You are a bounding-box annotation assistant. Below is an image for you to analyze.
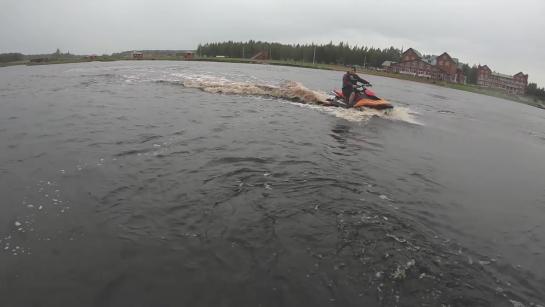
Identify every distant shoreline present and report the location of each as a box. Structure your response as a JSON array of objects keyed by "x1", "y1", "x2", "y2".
[{"x1": 1, "y1": 57, "x2": 544, "y2": 109}]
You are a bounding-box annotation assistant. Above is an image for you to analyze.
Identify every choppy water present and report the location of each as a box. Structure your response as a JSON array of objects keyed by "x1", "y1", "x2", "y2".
[{"x1": 1, "y1": 61, "x2": 544, "y2": 307}]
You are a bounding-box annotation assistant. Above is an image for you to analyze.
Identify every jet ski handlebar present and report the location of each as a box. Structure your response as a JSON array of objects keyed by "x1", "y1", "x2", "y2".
[{"x1": 355, "y1": 84, "x2": 372, "y2": 91}]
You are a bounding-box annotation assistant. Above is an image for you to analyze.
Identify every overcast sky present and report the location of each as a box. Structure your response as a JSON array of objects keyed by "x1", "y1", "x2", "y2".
[{"x1": 1, "y1": 0, "x2": 544, "y2": 84}]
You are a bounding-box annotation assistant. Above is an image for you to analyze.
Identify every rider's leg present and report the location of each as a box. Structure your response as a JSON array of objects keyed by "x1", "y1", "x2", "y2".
[
  {"x1": 342, "y1": 89, "x2": 351, "y2": 103},
  {"x1": 348, "y1": 92, "x2": 356, "y2": 106}
]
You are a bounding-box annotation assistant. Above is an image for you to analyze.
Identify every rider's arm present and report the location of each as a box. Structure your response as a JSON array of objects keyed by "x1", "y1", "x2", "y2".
[{"x1": 356, "y1": 74, "x2": 370, "y2": 85}]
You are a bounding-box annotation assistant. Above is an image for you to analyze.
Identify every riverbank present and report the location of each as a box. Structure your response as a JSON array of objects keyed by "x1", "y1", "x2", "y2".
[{"x1": 2, "y1": 56, "x2": 544, "y2": 109}]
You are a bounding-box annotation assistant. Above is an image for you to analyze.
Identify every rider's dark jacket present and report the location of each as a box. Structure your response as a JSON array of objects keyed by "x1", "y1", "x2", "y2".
[{"x1": 342, "y1": 72, "x2": 369, "y2": 98}]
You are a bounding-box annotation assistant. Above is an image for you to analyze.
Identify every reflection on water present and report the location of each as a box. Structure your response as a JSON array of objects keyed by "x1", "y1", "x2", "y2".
[{"x1": 0, "y1": 61, "x2": 544, "y2": 306}]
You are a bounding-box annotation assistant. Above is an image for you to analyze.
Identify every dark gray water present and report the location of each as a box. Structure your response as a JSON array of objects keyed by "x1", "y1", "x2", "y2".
[{"x1": 1, "y1": 61, "x2": 544, "y2": 307}]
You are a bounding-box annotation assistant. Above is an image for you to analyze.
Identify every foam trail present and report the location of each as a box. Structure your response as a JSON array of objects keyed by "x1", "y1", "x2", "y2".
[{"x1": 182, "y1": 78, "x2": 328, "y2": 104}]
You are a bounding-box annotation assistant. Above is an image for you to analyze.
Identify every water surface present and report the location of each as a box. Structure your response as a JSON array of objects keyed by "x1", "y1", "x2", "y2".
[{"x1": 1, "y1": 61, "x2": 544, "y2": 306}]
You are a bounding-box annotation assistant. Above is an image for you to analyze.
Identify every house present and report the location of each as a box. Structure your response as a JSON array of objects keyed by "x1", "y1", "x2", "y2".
[
  {"x1": 477, "y1": 65, "x2": 528, "y2": 95},
  {"x1": 30, "y1": 58, "x2": 49, "y2": 63},
  {"x1": 250, "y1": 51, "x2": 269, "y2": 60},
  {"x1": 381, "y1": 61, "x2": 396, "y2": 69},
  {"x1": 132, "y1": 51, "x2": 144, "y2": 60},
  {"x1": 176, "y1": 51, "x2": 195, "y2": 60},
  {"x1": 388, "y1": 48, "x2": 465, "y2": 83}
]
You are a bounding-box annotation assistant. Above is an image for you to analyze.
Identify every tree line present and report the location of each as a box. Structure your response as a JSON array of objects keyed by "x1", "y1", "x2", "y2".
[
  {"x1": 197, "y1": 40, "x2": 402, "y2": 68},
  {"x1": 0, "y1": 53, "x2": 24, "y2": 63},
  {"x1": 0, "y1": 49, "x2": 80, "y2": 63},
  {"x1": 527, "y1": 83, "x2": 545, "y2": 101}
]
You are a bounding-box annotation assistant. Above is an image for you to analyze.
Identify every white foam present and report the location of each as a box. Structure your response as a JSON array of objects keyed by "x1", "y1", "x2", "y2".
[{"x1": 291, "y1": 102, "x2": 420, "y2": 124}]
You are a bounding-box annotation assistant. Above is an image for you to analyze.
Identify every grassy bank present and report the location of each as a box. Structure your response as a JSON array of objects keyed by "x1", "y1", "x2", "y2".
[
  {"x1": 1, "y1": 56, "x2": 543, "y2": 109},
  {"x1": 0, "y1": 56, "x2": 123, "y2": 67}
]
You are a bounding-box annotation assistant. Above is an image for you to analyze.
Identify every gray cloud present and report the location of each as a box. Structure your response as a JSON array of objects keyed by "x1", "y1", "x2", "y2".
[{"x1": 1, "y1": 0, "x2": 544, "y2": 84}]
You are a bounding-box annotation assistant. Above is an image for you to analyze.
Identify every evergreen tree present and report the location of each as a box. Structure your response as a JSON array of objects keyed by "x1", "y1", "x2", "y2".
[{"x1": 527, "y1": 83, "x2": 545, "y2": 101}]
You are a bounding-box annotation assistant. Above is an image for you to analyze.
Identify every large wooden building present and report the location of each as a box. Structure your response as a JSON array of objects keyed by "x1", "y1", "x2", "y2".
[
  {"x1": 477, "y1": 65, "x2": 528, "y2": 95},
  {"x1": 388, "y1": 48, "x2": 466, "y2": 84},
  {"x1": 132, "y1": 51, "x2": 144, "y2": 60},
  {"x1": 176, "y1": 51, "x2": 195, "y2": 60}
]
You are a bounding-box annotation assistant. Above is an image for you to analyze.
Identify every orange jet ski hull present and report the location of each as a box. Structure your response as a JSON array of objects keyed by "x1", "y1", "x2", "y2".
[
  {"x1": 353, "y1": 98, "x2": 393, "y2": 110},
  {"x1": 330, "y1": 89, "x2": 393, "y2": 110}
]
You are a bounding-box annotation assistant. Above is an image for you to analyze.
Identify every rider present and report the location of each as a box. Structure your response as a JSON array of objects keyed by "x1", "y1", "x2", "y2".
[{"x1": 342, "y1": 66, "x2": 370, "y2": 106}]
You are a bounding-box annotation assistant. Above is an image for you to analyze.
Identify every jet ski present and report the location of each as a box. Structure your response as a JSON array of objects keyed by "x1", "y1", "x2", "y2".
[{"x1": 325, "y1": 84, "x2": 393, "y2": 110}]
